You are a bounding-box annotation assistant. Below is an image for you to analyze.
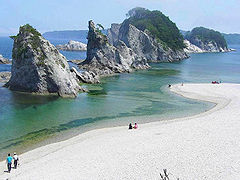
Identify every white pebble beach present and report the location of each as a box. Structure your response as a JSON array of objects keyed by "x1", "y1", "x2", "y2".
[{"x1": 1, "y1": 83, "x2": 240, "y2": 180}]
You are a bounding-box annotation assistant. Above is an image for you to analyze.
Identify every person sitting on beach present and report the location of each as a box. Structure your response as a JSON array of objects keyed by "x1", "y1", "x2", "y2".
[
  {"x1": 129, "y1": 123, "x2": 133, "y2": 129},
  {"x1": 6, "y1": 153, "x2": 13, "y2": 173},
  {"x1": 13, "y1": 152, "x2": 19, "y2": 169},
  {"x1": 133, "y1": 123, "x2": 138, "y2": 129}
]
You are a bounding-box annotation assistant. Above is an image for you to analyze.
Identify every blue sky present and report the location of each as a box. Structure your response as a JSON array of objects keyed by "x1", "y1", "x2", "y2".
[{"x1": 0, "y1": 0, "x2": 239, "y2": 36}]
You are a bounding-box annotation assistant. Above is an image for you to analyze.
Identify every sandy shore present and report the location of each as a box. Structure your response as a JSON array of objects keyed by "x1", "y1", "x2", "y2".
[{"x1": 1, "y1": 83, "x2": 240, "y2": 179}]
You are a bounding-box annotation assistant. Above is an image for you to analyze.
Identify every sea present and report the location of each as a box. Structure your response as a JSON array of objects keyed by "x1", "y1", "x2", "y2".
[{"x1": 0, "y1": 36, "x2": 240, "y2": 160}]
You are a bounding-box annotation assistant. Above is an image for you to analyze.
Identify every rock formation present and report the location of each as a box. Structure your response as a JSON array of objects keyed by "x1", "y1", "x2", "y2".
[
  {"x1": 0, "y1": 72, "x2": 11, "y2": 83},
  {"x1": 108, "y1": 22, "x2": 189, "y2": 62},
  {"x1": 184, "y1": 38, "x2": 230, "y2": 53},
  {"x1": 185, "y1": 27, "x2": 229, "y2": 53},
  {"x1": 188, "y1": 37, "x2": 229, "y2": 52},
  {"x1": 71, "y1": 67, "x2": 100, "y2": 84},
  {"x1": 56, "y1": 40, "x2": 87, "y2": 51},
  {"x1": 5, "y1": 24, "x2": 82, "y2": 98},
  {"x1": 79, "y1": 21, "x2": 150, "y2": 77},
  {"x1": 107, "y1": 23, "x2": 121, "y2": 45},
  {"x1": 183, "y1": 40, "x2": 203, "y2": 53},
  {"x1": 0, "y1": 54, "x2": 10, "y2": 64}
]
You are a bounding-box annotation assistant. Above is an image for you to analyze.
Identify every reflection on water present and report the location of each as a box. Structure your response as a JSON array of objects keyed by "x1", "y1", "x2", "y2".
[
  {"x1": 9, "y1": 92, "x2": 59, "y2": 109},
  {"x1": 136, "y1": 68, "x2": 180, "y2": 77}
]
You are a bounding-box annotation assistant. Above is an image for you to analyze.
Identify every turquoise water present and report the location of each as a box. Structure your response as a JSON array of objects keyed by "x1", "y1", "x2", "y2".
[{"x1": 0, "y1": 36, "x2": 240, "y2": 159}]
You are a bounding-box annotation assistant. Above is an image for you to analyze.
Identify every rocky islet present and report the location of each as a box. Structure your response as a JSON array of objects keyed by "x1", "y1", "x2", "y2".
[
  {"x1": 5, "y1": 24, "x2": 83, "y2": 98},
  {"x1": 79, "y1": 20, "x2": 150, "y2": 77},
  {"x1": 184, "y1": 27, "x2": 229, "y2": 53},
  {"x1": 0, "y1": 54, "x2": 10, "y2": 64},
  {"x1": 56, "y1": 40, "x2": 87, "y2": 51}
]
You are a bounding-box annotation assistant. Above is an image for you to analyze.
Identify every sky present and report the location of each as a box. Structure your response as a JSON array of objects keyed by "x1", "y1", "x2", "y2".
[{"x1": 0, "y1": 0, "x2": 239, "y2": 36}]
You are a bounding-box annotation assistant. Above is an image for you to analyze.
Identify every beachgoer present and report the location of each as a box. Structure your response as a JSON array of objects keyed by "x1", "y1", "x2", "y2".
[
  {"x1": 6, "y1": 153, "x2": 12, "y2": 173},
  {"x1": 168, "y1": 84, "x2": 171, "y2": 88},
  {"x1": 129, "y1": 123, "x2": 133, "y2": 129},
  {"x1": 13, "y1": 152, "x2": 19, "y2": 169},
  {"x1": 133, "y1": 123, "x2": 138, "y2": 129}
]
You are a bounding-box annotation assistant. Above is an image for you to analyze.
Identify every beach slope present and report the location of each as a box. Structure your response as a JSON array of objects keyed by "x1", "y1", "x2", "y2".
[{"x1": 1, "y1": 83, "x2": 240, "y2": 179}]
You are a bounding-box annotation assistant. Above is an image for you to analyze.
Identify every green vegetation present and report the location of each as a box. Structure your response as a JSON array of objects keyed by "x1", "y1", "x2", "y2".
[
  {"x1": 20, "y1": 24, "x2": 41, "y2": 36},
  {"x1": 61, "y1": 62, "x2": 65, "y2": 69},
  {"x1": 10, "y1": 24, "x2": 40, "y2": 41},
  {"x1": 9, "y1": 35, "x2": 17, "y2": 40},
  {"x1": 36, "y1": 60, "x2": 45, "y2": 66},
  {"x1": 11, "y1": 24, "x2": 47, "y2": 62},
  {"x1": 185, "y1": 27, "x2": 228, "y2": 48},
  {"x1": 96, "y1": 23, "x2": 106, "y2": 38},
  {"x1": 97, "y1": 24, "x2": 104, "y2": 31},
  {"x1": 125, "y1": 7, "x2": 185, "y2": 51}
]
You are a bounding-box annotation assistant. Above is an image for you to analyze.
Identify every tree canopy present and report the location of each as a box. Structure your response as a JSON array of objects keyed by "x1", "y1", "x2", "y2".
[
  {"x1": 125, "y1": 7, "x2": 185, "y2": 51},
  {"x1": 185, "y1": 27, "x2": 228, "y2": 48}
]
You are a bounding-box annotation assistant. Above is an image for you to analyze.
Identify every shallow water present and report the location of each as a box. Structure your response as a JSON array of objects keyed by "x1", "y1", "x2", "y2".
[{"x1": 0, "y1": 36, "x2": 239, "y2": 159}]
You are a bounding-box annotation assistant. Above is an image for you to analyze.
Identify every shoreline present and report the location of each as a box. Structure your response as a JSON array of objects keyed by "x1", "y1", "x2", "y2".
[
  {"x1": 0, "y1": 84, "x2": 226, "y2": 170},
  {"x1": 0, "y1": 92, "x2": 213, "y2": 162},
  {"x1": 0, "y1": 81, "x2": 213, "y2": 162},
  {"x1": 1, "y1": 83, "x2": 240, "y2": 179}
]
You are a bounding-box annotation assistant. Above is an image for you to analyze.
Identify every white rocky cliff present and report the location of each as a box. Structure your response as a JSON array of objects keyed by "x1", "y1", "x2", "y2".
[
  {"x1": 183, "y1": 40, "x2": 203, "y2": 53},
  {"x1": 5, "y1": 24, "x2": 82, "y2": 98},
  {"x1": 189, "y1": 37, "x2": 229, "y2": 52},
  {"x1": 108, "y1": 22, "x2": 189, "y2": 62},
  {"x1": 79, "y1": 21, "x2": 150, "y2": 76},
  {"x1": 184, "y1": 27, "x2": 230, "y2": 53},
  {"x1": 56, "y1": 40, "x2": 87, "y2": 51},
  {"x1": 0, "y1": 54, "x2": 10, "y2": 64}
]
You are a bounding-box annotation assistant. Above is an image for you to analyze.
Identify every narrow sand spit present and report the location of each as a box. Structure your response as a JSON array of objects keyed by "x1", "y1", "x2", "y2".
[{"x1": 1, "y1": 83, "x2": 240, "y2": 180}]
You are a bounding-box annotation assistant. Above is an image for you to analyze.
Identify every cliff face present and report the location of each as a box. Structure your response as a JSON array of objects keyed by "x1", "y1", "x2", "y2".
[
  {"x1": 184, "y1": 40, "x2": 204, "y2": 53},
  {"x1": 5, "y1": 24, "x2": 82, "y2": 98},
  {"x1": 80, "y1": 21, "x2": 149, "y2": 76},
  {"x1": 56, "y1": 40, "x2": 87, "y2": 51},
  {"x1": 0, "y1": 72, "x2": 11, "y2": 83},
  {"x1": 0, "y1": 54, "x2": 10, "y2": 64},
  {"x1": 108, "y1": 22, "x2": 189, "y2": 62},
  {"x1": 107, "y1": 23, "x2": 121, "y2": 45},
  {"x1": 185, "y1": 27, "x2": 229, "y2": 53},
  {"x1": 188, "y1": 37, "x2": 229, "y2": 52}
]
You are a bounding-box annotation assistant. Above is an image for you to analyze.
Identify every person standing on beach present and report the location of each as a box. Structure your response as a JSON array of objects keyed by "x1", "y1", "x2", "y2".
[
  {"x1": 6, "y1": 153, "x2": 13, "y2": 173},
  {"x1": 13, "y1": 152, "x2": 19, "y2": 169}
]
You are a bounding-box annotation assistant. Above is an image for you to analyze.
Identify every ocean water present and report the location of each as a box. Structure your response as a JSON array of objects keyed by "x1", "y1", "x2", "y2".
[
  {"x1": 0, "y1": 37, "x2": 86, "y2": 61},
  {"x1": 47, "y1": 38, "x2": 87, "y2": 60},
  {"x1": 0, "y1": 36, "x2": 240, "y2": 159}
]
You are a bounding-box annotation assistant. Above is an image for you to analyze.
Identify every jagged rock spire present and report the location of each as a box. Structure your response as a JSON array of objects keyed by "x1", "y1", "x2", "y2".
[{"x1": 80, "y1": 20, "x2": 150, "y2": 76}]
